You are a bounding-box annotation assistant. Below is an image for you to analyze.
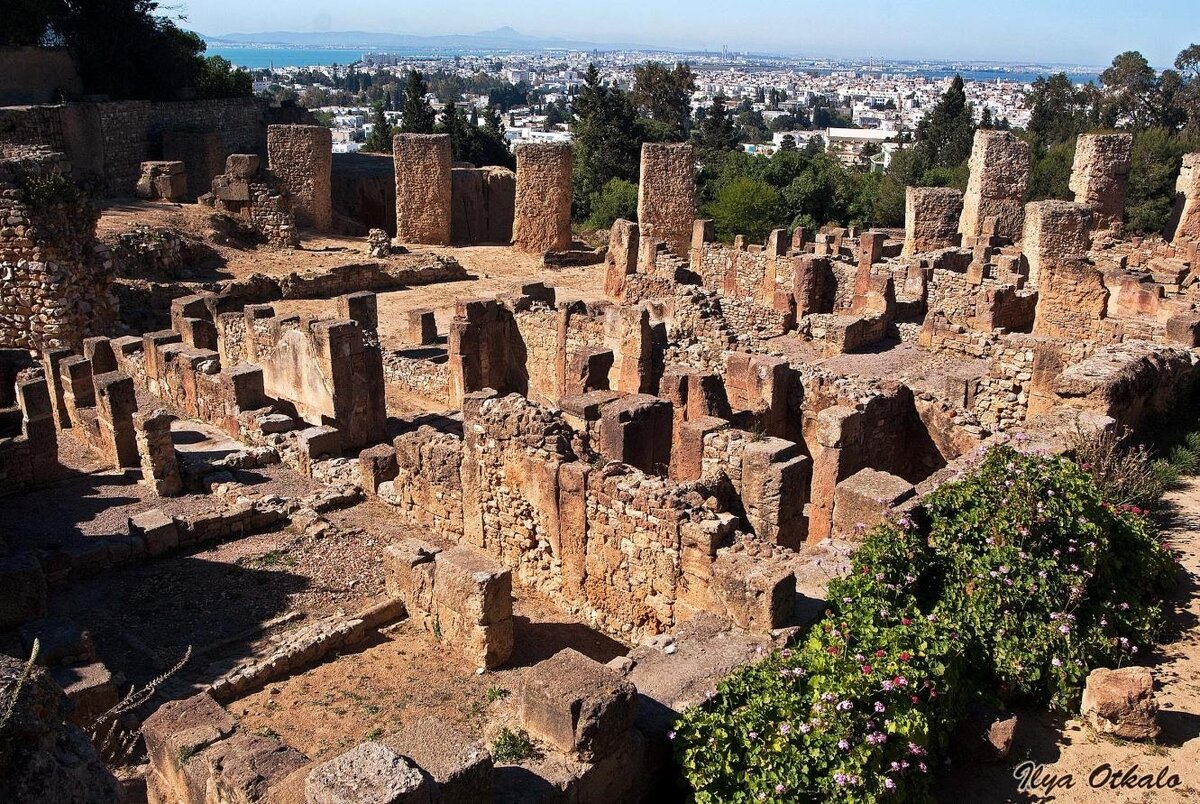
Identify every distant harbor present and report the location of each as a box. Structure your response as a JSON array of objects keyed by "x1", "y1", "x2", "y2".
[{"x1": 207, "y1": 44, "x2": 1100, "y2": 85}]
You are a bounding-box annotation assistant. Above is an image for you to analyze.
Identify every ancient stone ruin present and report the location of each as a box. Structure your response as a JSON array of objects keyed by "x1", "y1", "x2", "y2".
[{"x1": 1, "y1": 89, "x2": 1199, "y2": 803}]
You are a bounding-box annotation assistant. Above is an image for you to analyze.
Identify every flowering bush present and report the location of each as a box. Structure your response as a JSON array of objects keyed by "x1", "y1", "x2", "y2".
[
  {"x1": 921, "y1": 447, "x2": 1175, "y2": 708},
  {"x1": 673, "y1": 447, "x2": 1176, "y2": 802}
]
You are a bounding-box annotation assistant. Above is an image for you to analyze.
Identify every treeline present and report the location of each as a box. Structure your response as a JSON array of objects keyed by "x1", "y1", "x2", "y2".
[
  {"x1": 574, "y1": 46, "x2": 1200, "y2": 241},
  {"x1": 358, "y1": 71, "x2": 513, "y2": 170},
  {"x1": 1, "y1": 0, "x2": 250, "y2": 101},
  {"x1": 570, "y1": 62, "x2": 882, "y2": 235}
]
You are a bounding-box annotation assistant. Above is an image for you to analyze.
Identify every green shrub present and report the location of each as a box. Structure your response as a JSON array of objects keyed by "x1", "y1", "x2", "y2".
[
  {"x1": 585, "y1": 178, "x2": 639, "y2": 230},
  {"x1": 674, "y1": 446, "x2": 1176, "y2": 802},
  {"x1": 491, "y1": 727, "x2": 538, "y2": 763}
]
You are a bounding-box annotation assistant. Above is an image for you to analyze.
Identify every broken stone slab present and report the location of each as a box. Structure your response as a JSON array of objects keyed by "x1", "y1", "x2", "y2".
[
  {"x1": 142, "y1": 692, "x2": 236, "y2": 799},
  {"x1": 305, "y1": 741, "x2": 432, "y2": 804},
  {"x1": 1081, "y1": 666, "x2": 1160, "y2": 740},
  {"x1": 50, "y1": 661, "x2": 119, "y2": 727},
  {"x1": 384, "y1": 718, "x2": 493, "y2": 804}
]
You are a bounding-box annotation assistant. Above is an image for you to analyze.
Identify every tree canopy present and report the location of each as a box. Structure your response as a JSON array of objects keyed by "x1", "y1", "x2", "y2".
[
  {"x1": 1, "y1": 0, "x2": 250, "y2": 101},
  {"x1": 400, "y1": 70, "x2": 437, "y2": 134}
]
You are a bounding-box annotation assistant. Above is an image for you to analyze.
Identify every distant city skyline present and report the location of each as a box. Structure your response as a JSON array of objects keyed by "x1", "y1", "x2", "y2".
[{"x1": 178, "y1": 0, "x2": 1199, "y2": 68}]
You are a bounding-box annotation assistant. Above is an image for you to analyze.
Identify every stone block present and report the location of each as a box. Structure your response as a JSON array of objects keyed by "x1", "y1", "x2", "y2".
[
  {"x1": 433, "y1": 547, "x2": 512, "y2": 626},
  {"x1": 142, "y1": 692, "x2": 235, "y2": 801},
  {"x1": 1081, "y1": 666, "x2": 1160, "y2": 740},
  {"x1": 832, "y1": 468, "x2": 916, "y2": 540},
  {"x1": 518, "y1": 648, "x2": 637, "y2": 760},
  {"x1": 225, "y1": 154, "x2": 261, "y2": 179},
  {"x1": 359, "y1": 444, "x2": 398, "y2": 495},
  {"x1": 305, "y1": 741, "x2": 431, "y2": 804},
  {"x1": 205, "y1": 732, "x2": 308, "y2": 804},
  {"x1": 129, "y1": 509, "x2": 179, "y2": 556},
  {"x1": 382, "y1": 539, "x2": 440, "y2": 620},
  {"x1": 406, "y1": 310, "x2": 437, "y2": 345},
  {"x1": 50, "y1": 661, "x2": 119, "y2": 726}
]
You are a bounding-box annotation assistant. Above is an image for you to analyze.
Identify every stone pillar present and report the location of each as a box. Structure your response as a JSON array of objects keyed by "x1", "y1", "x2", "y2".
[
  {"x1": 959, "y1": 130, "x2": 1032, "y2": 242},
  {"x1": 638, "y1": 142, "x2": 695, "y2": 257},
  {"x1": 1022, "y1": 200, "x2": 1093, "y2": 286},
  {"x1": 393, "y1": 133, "x2": 452, "y2": 245},
  {"x1": 903, "y1": 187, "x2": 963, "y2": 256},
  {"x1": 1070, "y1": 133, "x2": 1133, "y2": 233},
  {"x1": 1167, "y1": 153, "x2": 1200, "y2": 244},
  {"x1": 266, "y1": 124, "x2": 333, "y2": 232},
  {"x1": 135, "y1": 409, "x2": 182, "y2": 496},
  {"x1": 512, "y1": 143, "x2": 573, "y2": 254},
  {"x1": 94, "y1": 371, "x2": 139, "y2": 470}
]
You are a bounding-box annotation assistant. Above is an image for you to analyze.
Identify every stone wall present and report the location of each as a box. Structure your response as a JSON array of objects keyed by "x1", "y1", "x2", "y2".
[
  {"x1": 393, "y1": 133, "x2": 452, "y2": 245},
  {"x1": 512, "y1": 143, "x2": 573, "y2": 254},
  {"x1": 638, "y1": 143, "x2": 695, "y2": 257},
  {"x1": 0, "y1": 147, "x2": 115, "y2": 352},
  {"x1": 266, "y1": 124, "x2": 332, "y2": 231},
  {"x1": 1070, "y1": 133, "x2": 1133, "y2": 233},
  {"x1": 1033, "y1": 259, "x2": 1110, "y2": 339},
  {"x1": 959, "y1": 130, "x2": 1032, "y2": 242}
]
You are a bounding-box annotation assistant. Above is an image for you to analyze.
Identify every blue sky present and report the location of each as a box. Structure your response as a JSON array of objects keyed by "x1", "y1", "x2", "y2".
[{"x1": 178, "y1": 0, "x2": 1198, "y2": 67}]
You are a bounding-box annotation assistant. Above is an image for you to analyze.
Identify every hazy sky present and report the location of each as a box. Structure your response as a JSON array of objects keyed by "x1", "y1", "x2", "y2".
[{"x1": 178, "y1": 0, "x2": 1198, "y2": 67}]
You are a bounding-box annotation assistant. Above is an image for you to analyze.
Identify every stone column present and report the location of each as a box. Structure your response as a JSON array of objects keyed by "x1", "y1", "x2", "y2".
[
  {"x1": 512, "y1": 143, "x2": 573, "y2": 254},
  {"x1": 1070, "y1": 133, "x2": 1133, "y2": 233},
  {"x1": 603, "y1": 219, "x2": 639, "y2": 300},
  {"x1": 135, "y1": 409, "x2": 182, "y2": 496},
  {"x1": 959, "y1": 130, "x2": 1032, "y2": 242},
  {"x1": 266, "y1": 124, "x2": 333, "y2": 232},
  {"x1": 1022, "y1": 200, "x2": 1093, "y2": 286},
  {"x1": 1167, "y1": 153, "x2": 1200, "y2": 244},
  {"x1": 638, "y1": 142, "x2": 695, "y2": 257},
  {"x1": 903, "y1": 187, "x2": 963, "y2": 256},
  {"x1": 393, "y1": 133, "x2": 452, "y2": 245}
]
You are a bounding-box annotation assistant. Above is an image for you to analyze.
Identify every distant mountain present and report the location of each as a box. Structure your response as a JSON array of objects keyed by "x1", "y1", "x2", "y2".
[{"x1": 203, "y1": 26, "x2": 639, "y2": 52}]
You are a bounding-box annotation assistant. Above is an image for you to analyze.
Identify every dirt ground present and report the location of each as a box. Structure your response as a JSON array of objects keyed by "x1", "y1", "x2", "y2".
[
  {"x1": 937, "y1": 478, "x2": 1200, "y2": 802},
  {"x1": 231, "y1": 581, "x2": 627, "y2": 763},
  {"x1": 274, "y1": 246, "x2": 608, "y2": 349}
]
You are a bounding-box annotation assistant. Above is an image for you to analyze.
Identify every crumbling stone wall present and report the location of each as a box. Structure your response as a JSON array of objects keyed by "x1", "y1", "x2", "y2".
[
  {"x1": 393, "y1": 133, "x2": 452, "y2": 245},
  {"x1": 903, "y1": 187, "x2": 963, "y2": 256},
  {"x1": 1022, "y1": 200, "x2": 1093, "y2": 286},
  {"x1": 959, "y1": 130, "x2": 1032, "y2": 242},
  {"x1": 266, "y1": 124, "x2": 332, "y2": 231},
  {"x1": 202, "y1": 154, "x2": 299, "y2": 249},
  {"x1": 512, "y1": 143, "x2": 573, "y2": 254},
  {"x1": 0, "y1": 147, "x2": 115, "y2": 352},
  {"x1": 638, "y1": 143, "x2": 695, "y2": 257},
  {"x1": 1070, "y1": 133, "x2": 1133, "y2": 233}
]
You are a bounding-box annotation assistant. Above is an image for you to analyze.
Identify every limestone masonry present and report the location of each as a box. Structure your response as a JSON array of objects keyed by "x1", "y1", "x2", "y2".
[{"x1": 1, "y1": 90, "x2": 1200, "y2": 804}]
